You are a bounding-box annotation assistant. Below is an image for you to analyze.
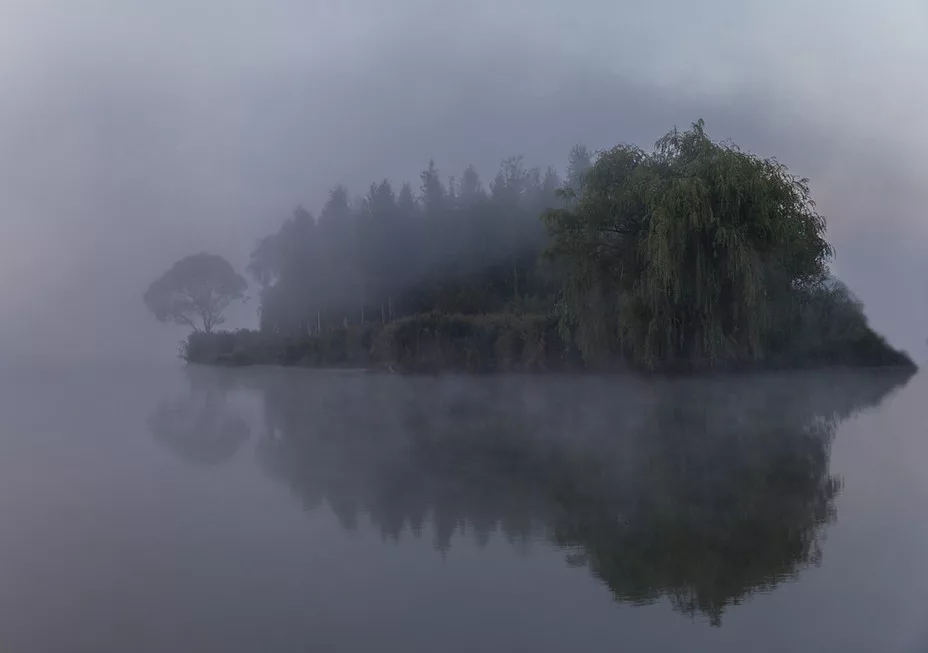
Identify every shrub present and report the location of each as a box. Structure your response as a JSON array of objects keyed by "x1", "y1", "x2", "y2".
[{"x1": 376, "y1": 312, "x2": 569, "y2": 373}]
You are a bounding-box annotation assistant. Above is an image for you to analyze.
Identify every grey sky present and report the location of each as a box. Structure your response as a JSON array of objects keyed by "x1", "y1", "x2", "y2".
[{"x1": 1, "y1": 0, "x2": 926, "y2": 361}]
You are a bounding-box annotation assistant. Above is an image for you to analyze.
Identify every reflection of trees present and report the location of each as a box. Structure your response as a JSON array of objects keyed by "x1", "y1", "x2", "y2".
[
  {"x1": 147, "y1": 368, "x2": 251, "y2": 466},
  {"x1": 248, "y1": 369, "x2": 911, "y2": 625}
]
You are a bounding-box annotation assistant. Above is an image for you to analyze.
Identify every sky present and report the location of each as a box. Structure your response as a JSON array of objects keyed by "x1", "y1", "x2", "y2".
[{"x1": 0, "y1": 0, "x2": 926, "y2": 361}]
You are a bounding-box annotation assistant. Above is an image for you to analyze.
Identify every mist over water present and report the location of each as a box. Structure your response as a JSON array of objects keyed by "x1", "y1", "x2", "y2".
[
  {"x1": 0, "y1": 365, "x2": 925, "y2": 651},
  {"x1": 2, "y1": 2, "x2": 928, "y2": 651}
]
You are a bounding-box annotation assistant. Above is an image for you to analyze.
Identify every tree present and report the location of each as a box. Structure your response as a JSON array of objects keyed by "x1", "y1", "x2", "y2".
[
  {"x1": 247, "y1": 206, "x2": 314, "y2": 288},
  {"x1": 396, "y1": 181, "x2": 418, "y2": 214},
  {"x1": 544, "y1": 120, "x2": 833, "y2": 370},
  {"x1": 458, "y1": 165, "x2": 484, "y2": 204},
  {"x1": 565, "y1": 144, "x2": 593, "y2": 194},
  {"x1": 144, "y1": 252, "x2": 247, "y2": 333},
  {"x1": 420, "y1": 159, "x2": 446, "y2": 215},
  {"x1": 248, "y1": 151, "x2": 573, "y2": 331}
]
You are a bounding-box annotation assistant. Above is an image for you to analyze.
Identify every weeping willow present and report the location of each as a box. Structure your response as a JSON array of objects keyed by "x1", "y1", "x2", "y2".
[{"x1": 544, "y1": 120, "x2": 834, "y2": 371}]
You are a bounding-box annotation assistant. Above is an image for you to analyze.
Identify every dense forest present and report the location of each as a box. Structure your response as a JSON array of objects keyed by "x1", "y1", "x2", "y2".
[
  {"x1": 181, "y1": 121, "x2": 914, "y2": 372},
  {"x1": 247, "y1": 150, "x2": 573, "y2": 328}
]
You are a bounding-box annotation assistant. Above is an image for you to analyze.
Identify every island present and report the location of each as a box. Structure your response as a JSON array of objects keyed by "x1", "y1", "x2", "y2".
[{"x1": 144, "y1": 121, "x2": 916, "y2": 374}]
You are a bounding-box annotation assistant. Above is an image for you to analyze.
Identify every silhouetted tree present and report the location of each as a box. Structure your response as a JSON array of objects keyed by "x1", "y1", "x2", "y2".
[
  {"x1": 248, "y1": 153, "x2": 567, "y2": 332},
  {"x1": 144, "y1": 252, "x2": 247, "y2": 333},
  {"x1": 565, "y1": 144, "x2": 592, "y2": 194},
  {"x1": 458, "y1": 165, "x2": 484, "y2": 204},
  {"x1": 420, "y1": 159, "x2": 446, "y2": 217}
]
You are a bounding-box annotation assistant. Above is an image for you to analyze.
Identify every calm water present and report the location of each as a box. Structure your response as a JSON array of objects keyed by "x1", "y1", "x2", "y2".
[{"x1": 0, "y1": 363, "x2": 925, "y2": 652}]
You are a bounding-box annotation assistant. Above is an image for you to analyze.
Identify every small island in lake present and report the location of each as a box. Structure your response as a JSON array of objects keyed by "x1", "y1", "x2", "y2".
[{"x1": 145, "y1": 121, "x2": 915, "y2": 374}]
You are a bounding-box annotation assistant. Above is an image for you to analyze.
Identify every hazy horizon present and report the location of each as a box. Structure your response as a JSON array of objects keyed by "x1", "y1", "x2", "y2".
[{"x1": 2, "y1": 1, "x2": 926, "y2": 362}]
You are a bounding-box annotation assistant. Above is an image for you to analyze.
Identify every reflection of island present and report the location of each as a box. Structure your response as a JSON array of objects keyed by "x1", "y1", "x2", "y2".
[
  {"x1": 211, "y1": 369, "x2": 910, "y2": 625},
  {"x1": 147, "y1": 368, "x2": 251, "y2": 466}
]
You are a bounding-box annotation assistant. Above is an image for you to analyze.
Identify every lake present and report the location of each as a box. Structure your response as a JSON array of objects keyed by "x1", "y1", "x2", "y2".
[{"x1": 0, "y1": 363, "x2": 924, "y2": 652}]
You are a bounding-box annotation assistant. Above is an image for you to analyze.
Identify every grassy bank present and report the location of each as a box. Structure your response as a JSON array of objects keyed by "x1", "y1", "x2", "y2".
[
  {"x1": 182, "y1": 313, "x2": 574, "y2": 373},
  {"x1": 181, "y1": 311, "x2": 915, "y2": 374}
]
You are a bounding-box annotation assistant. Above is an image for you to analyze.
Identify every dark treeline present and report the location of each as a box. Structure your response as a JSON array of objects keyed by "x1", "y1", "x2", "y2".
[
  {"x1": 184, "y1": 121, "x2": 913, "y2": 372},
  {"x1": 147, "y1": 368, "x2": 912, "y2": 625},
  {"x1": 247, "y1": 150, "x2": 584, "y2": 330}
]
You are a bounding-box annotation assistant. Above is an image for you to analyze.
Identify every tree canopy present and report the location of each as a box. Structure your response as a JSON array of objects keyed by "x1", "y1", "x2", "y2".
[
  {"x1": 199, "y1": 119, "x2": 911, "y2": 372},
  {"x1": 544, "y1": 120, "x2": 845, "y2": 370},
  {"x1": 144, "y1": 253, "x2": 247, "y2": 333},
  {"x1": 248, "y1": 156, "x2": 558, "y2": 335}
]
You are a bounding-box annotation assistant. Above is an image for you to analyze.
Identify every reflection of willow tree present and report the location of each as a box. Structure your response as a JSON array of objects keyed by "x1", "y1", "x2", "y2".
[
  {"x1": 147, "y1": 368, "x2": 251, "y2": 466},
  {"x1": 544, "y1": 383, "x2": 840, "y2": 625},
  {"x1": 251, "y1": 370, "x2": 911, "y2": 625}
]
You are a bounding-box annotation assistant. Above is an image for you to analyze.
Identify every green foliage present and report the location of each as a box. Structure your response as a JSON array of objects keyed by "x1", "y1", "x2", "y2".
[
  {"x1": 378, "y1": 312, "x2": 568, "y2": 373},
  {"x1": 765, "y1": 280, "x2": 915, "y2": 368},
  {"x1": 144, "y1": 252, "x2": 247, "y2": 333},
  {"x1": 192, "y1": 119, "x2": 911, "y2": 374},
  {"x1": 544, "y1": 120, "x2": 906, "y2": 371},
  {"x1": 183, "y1": 326, "x2": 377, "y2": 368},
  {"x1": 182, "y1": 313, "x2": 574, "y2": 373},
  {"x1": 182, "y1": 330, "x2": 271, "y2": 366}
]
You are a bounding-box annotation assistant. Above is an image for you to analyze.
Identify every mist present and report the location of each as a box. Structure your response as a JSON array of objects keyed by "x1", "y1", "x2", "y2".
[
  {"x1": 2, "y1": 0, "x2": 927, "y2": 362},
  {"x1": 0, "y1": 360, "x2": 921, "y2": 650}
]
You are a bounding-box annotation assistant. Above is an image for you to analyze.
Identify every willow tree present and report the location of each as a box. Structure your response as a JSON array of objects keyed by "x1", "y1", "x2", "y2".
[{"x1": 544, "y1": 120, "x2": 833, "y2": 370}]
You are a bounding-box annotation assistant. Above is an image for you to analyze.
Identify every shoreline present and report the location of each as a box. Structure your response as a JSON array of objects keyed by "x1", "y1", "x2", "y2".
[
  {"x1": 181, "y1": 311, "x2": 917, "y2": 377},
  {"x1": 188, "y1": 360, "x2": 918, "y2": 376}
]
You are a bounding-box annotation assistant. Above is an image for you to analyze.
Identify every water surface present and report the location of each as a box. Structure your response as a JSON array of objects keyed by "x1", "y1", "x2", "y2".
[{"x1": 0, "y1": 364, "x2": 924, "y2": 652}]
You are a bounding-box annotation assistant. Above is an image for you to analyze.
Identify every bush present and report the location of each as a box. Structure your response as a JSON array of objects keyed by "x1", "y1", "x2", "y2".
[
  {"x1": 182, "y1": 325, "x2": 379, "y2": 368},
  {"x1": 376, "y1": 312, "x2": 569, "y2": 373},
  {"x1": 762, "y1": 281, "x2": 916, "y2": 371},
  {"x1": 181, "y1": 314, "x2": 574, "y2": 373},
  {"x1": 182, "y1": 329, "x2": 285, "y2": 366},
  {"x1": 181, "y1": 305, "x2": 913, "y2": 374}
]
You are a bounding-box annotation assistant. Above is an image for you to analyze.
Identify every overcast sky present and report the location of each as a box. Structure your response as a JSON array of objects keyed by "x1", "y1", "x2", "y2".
[{"x1": 1, "y1": 0, "x2": 926, "y2": 361}]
